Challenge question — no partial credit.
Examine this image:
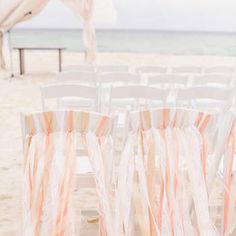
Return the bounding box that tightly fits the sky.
[16,0,236,32]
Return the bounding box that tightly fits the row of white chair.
[41,84,234,113]
[63,64,129,73]
[57,71,140,86]
[39,83,235,190]
[141,74,234,88]
[40,83,234,151]
[57,70,235,88]
[63,64,236,75]
[136,65,236,74]
[46,69,236,153]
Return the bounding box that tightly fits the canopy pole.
[5,11,33,81]
[7,30,14,81]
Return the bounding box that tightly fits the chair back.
[148,74,189,88]
[109,85,169,111]
[171,66,202,74]
[96,65,129,73]
[99,72,140,86]
[109,86,169,150]
[176,86,233,111]
[22,110,114,236]
[135,65,167,74]
[40,84,99,111]
[57,71,97,86]
[116,108,219,236]
[204,66,235,74]
[193,74,233,88]
[62,64,95,72]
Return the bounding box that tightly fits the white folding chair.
[40,84,99,111]
[116,108,219,235]
[21,110,115,234]
[176,86,233,112]
[57,70,98,86]
[98,73,141,113]
[135,65,167,74]
[62,64,96,72]
[99,72,140,86]
[192,74,233,88]
[171,66,202,74]
[148,74,189,88]
[96,65,129,73]
[203,66,235,74]
[109,85,169,111]
[40,85,100,199]
[109,85,169,150]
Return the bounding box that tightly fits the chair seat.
[76,156,95,188]
[76,156,93,174]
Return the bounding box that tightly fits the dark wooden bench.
[14,47,66,75]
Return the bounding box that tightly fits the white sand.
[0,51,236,235]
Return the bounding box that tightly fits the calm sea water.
[10,29,236,56]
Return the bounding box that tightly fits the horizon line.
[14,27,236,34]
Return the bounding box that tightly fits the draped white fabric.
[0,0,117,69]
[61,0,97,63]
[23,110,114,235]
[86,133,115,235]
[23,132,77,235]
[115,109,224,235]
[22,108,236,235]
[0,0,50,69]
[0,0,50,32]
[0,31,5,68]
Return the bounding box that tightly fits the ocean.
[10,29,236,56]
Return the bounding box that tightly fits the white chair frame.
[40,84,99,111]
[135,65,167,74]
[109,85,169,111]
[57,70,98,86]
[99,72,141,86]
[176,86,233,111]
[148,74,189,88]
[171,66,202,74]
[109,85,169,151]
[203,66,235,74]
[96,65,129,73]
[62,64,96,72]
[192,74,233,88]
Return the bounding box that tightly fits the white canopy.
[0,0,117,69]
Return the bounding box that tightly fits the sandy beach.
[0,51,236,235]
